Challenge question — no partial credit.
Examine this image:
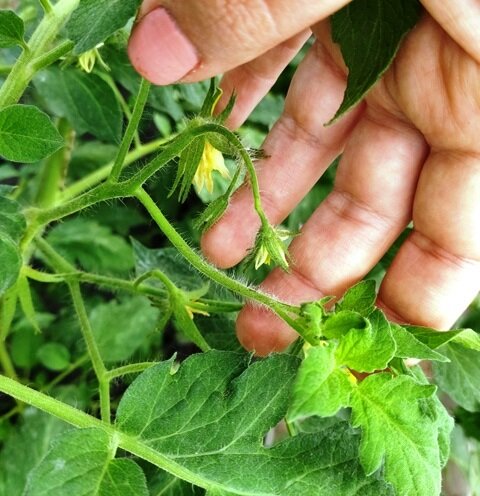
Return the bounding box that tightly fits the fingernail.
[128,7,199,85]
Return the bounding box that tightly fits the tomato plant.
[0,1,479,495]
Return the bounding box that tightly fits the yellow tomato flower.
[185,305,210,320]
[77,45,109,73]
[193,141,230,194]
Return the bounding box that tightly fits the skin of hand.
[129,0,480,356]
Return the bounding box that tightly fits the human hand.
[129,1,480,355]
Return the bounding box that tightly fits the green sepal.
[169,136,205,202]
[194,193,230,233]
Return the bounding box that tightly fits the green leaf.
[0,10,25,48]
[0,232,21,297]
[0,409,72,495]
[116,351,392,495]
[36,343,71,371]
[391,324,449,362]
[24,428,149,496]
[33,67,122,143]
[337,280,376,316]
[405,325,480,351]
[66,0,142,54]
[288,343,354,421]
[0,195,26,243]
[336,309,396,372]
[433,343,480,412]
[0,105,63,163]
[351,373,451,496]
[46,219,134,276]
[330,0,421,122]
[90,296,159,363]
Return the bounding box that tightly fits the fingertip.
[128,7,200,86]
[236,303,297,356]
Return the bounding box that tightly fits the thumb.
[128,0,351,85]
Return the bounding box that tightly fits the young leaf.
[433,343,480,412]
[336,309,396,372]
[404,325,480,351]
[24,428,149,496]
[0,105,63,163]
[33,68,122,143]
[288,343,354,421]
[116,351,392,495]
[329,0,421,122]
[337,280,376,316]
[90,296,159,363]
[321,309,366,339]
[390,324,449,362]
[66,0,142,54]
[0,10,25,48]
[351,373,450,496]
[36,343,71,371]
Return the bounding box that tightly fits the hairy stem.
[109,78,151,182]
[35,238,111,423]
[59,138,169,202]
[134,187,297,319]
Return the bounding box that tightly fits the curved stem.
[134,187,298,320]
[105,362,157,381]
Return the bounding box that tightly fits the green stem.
[134,187,296,319]
[35,118,75,208]
[0,341,17,380]
[43,355,89,391]
[31,40,74,72]
[39,0,54,14]
[0,0,79,108]
[58,138,169,202]
[0,375,218,490]
[109,79,151,183]
[35,238,111,423]
[97,72,142,148]
[105,362,157,381]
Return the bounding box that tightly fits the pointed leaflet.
[0,105,63,163]
[116,351,392,495]
[336,309,396,372]
[390,324,449,362]
[288,343,354,421]
[404,325,480,351]
[433,343,480,412]
[351,373,452,496]
[66,0,142,54]
[329,0,421,122]
[24,428,148,496]
[0,10,25,48]
[337,280,376,316]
